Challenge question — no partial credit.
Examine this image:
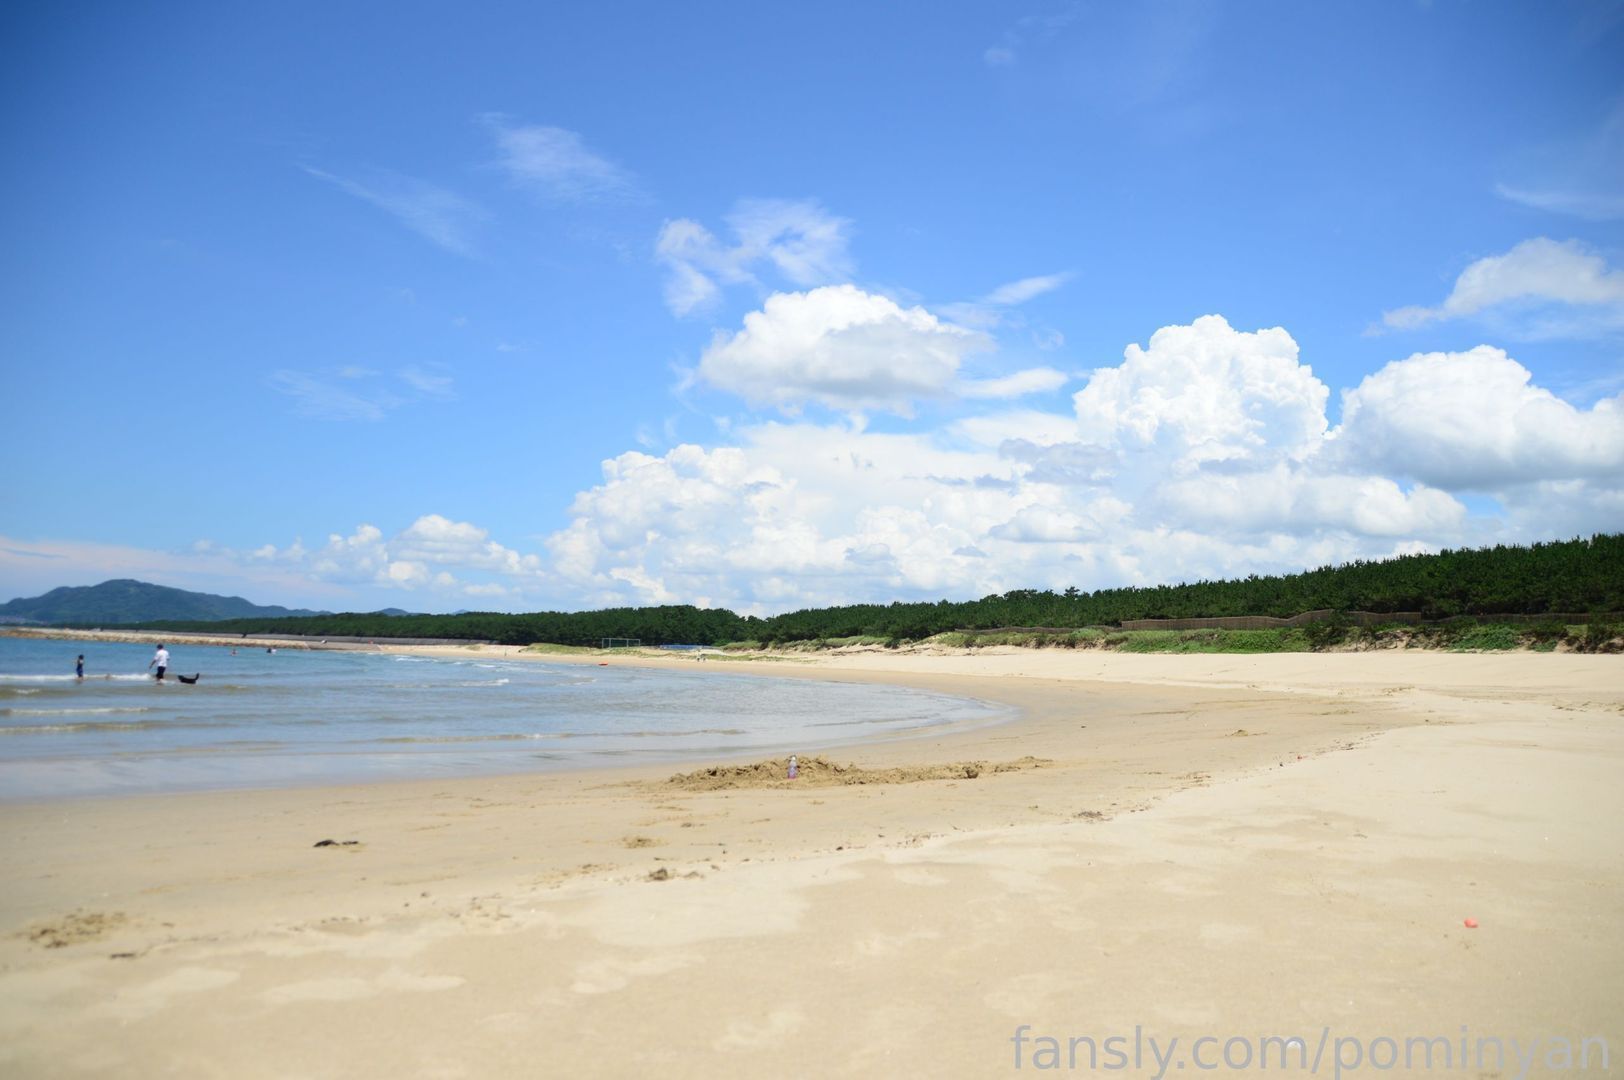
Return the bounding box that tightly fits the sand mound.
[663,755,1050,791]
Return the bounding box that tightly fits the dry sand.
[1,647,1620,1077]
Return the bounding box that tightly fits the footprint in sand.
[713,1006,805,1050]
[92,966,240,1021]
[570,953,698,995]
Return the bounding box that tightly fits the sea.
[0,637,1009,800]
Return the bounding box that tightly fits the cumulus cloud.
[1072,314,1329,469]
[484,117,640,202]
[540,318,1485,611]
[536,314,1623,613]
[655,199,852,316]
[18,315,1615,617]
[1381,238,1624,335]
[695,285,987,413]
[1333,346,1624,490]
[1151,467,1464,538]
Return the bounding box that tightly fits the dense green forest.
[125,535,1624,646]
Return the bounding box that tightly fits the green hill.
[0,579,325,625]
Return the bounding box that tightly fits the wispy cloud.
[483,116,641,202]
[982,6,1082,66]
[983,272,1072,306]
[958,367,1068,399]
[303,167,486,255]
[940,271,1072,329]
[1496,102,1624,221]
[1496,183,1624,222]
[269,366,456,421]
[397,364,455,399]
[655,199,854,316]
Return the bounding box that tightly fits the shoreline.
[0,648,1619,1075]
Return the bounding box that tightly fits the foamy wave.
[374,726,749,744]
[0,673,150,682]
[377,733,553,744]
[0,719,180,735]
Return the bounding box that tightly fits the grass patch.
[522,642,594,655]
[1450,624,1521,651]
[1111,628,1310,653]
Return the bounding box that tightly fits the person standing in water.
[149,644,170,682]
[75,654,84,679]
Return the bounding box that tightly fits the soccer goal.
[600,638,642,650]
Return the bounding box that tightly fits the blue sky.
[2,0,1621,614]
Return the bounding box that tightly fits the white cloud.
[655,199,852,316]
[1152,466,1464,538]
[939,271,1071,329]
[1381,237,1624,334]
[958,367,1068,399]
[303,167,485,255]
[1072,314,1329,469]
[1333,346,1624,490]
[696,285,987,413]
[12,316,1617,618]
[394,514,544,577]
[484,117,639,201]
[536,315,1621,613]
[984,273,1072,306]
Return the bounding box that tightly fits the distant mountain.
[370,608,417,617]
[0,580,327,625]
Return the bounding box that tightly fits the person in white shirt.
[149,645,170,682]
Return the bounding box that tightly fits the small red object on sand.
[598,662,608,666]
[1464,917,1479,928]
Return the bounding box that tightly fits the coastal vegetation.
[100,534,1623,651]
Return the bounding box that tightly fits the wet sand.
[1,649,1619,1077]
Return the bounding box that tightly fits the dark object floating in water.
[313,839,360,848]
[176,673,200,685]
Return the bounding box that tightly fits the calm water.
[0,637,1008,799]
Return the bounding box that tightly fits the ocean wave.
[0,673,150,682]
[2,706,153,717]
[372,726,750,744]
[376,733,552,744]
[0,719,205,735]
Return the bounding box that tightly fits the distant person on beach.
[75,654,84,679]
[149,644,170,682]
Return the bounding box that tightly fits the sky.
[1,0,1622,615]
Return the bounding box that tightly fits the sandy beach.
[1,646,1620,1077]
